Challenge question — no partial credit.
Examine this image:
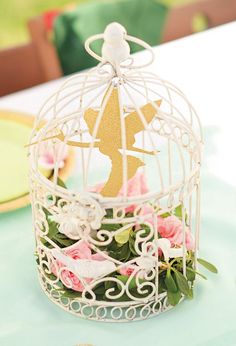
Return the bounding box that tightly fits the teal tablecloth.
[1,133,236,346]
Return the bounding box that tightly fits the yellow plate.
[0,110,74,213]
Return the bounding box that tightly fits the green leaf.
[197,258,218,273]
[139,224,152,237]
[173,269,191,297]
[45,272,57,281]
[108,240,120,251]
[40,237,53,249]
[195,271,207,280]
[188,288,194,299]
[186,267,196,282]
[174,204,183,219]
[159,204,187,222]
[93,283,105,295]
[42,206,51,217]
[174,204,188,222]
[116,275,137,291]
[123,248,132,262]
[159,211,171,218]
[107,241,131,261]
[53,232,68,239]
[129,241,137,256]
[158,277,166,294]
[57,177,67,189]
[167,289,182,306]
[106,235,134,261]
[47,220,59,239]
[53,234,75,247]
[115,227,132,244]
[116,274,147,293]
[128,230,138,256]
[165,271,178,293]
[118,243,129,261]
[186,267,207,280]
[61,289,81,298]
[101,223,122,232]
[104,280,116,291]
[105,208,113,218]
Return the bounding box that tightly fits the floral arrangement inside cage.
[28,22,217,322]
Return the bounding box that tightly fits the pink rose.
[52,241,104,292]
[119,171,149,213]
[89,170,149,213]
[38,141,68,170]
[137,207,194,251]
[138,204,154,223]
[157,215,194,250]
[119,265,136,276]
[90,171,148,197]
[118,171,148,197]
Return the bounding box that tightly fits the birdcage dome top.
[29,23,202,207]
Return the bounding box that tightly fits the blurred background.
[0,0,235,96]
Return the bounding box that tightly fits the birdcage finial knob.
[85,22,155,69]
[102,22,130,66]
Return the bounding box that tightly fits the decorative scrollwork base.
[39,272,180,322]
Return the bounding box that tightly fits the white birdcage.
[29,23,203,322]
